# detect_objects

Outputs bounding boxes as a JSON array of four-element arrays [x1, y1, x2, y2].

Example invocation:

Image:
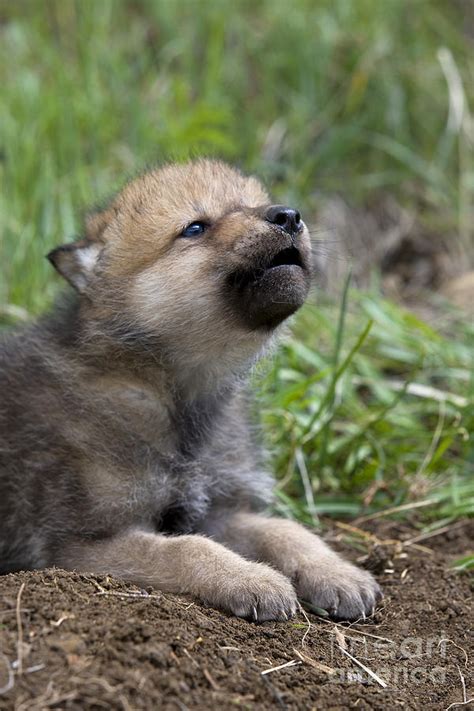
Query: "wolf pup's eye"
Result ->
[[181, 221, 208, 238]]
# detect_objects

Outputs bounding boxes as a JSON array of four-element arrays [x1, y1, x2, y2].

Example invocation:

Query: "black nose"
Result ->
[[265, 205, 302, 235]]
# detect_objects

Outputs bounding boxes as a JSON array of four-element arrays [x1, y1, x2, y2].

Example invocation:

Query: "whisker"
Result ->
[[311, 248, 330, 257], [306, 226, 338, 236], [309, 238, 345, 245], [310, 243, 350, 262]]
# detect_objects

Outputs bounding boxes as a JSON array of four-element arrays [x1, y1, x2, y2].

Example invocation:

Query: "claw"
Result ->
[[252, 606, 258, 622]]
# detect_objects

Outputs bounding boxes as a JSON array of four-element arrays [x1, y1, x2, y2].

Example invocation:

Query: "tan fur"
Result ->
[[57, 530, 297, 622], [87, 160, 269, 277]]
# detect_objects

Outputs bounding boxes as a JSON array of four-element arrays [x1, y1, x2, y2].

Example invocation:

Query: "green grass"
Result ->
[[452, 554, 474, 572], [1, 0, 473, 531], [260, 287, 473, 525]]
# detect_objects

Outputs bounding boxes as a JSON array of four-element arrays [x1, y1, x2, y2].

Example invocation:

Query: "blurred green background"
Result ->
[[1, 0, 473, 534]]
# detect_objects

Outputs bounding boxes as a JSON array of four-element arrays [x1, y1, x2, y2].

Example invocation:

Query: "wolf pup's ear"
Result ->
[[47, 239, 102, 293], [47, 207, 113, 293]]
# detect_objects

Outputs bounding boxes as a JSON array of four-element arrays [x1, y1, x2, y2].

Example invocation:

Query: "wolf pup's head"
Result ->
[[48, 160, 312, 389]]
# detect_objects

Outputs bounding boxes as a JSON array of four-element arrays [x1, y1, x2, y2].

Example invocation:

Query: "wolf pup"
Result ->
[[0, 160, 381, 622]]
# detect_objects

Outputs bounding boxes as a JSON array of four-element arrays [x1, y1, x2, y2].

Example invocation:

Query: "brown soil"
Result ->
[[0, 520, 472, 711]]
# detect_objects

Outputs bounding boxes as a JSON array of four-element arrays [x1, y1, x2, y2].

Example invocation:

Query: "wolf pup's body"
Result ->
[[0, 160, 381, 621]]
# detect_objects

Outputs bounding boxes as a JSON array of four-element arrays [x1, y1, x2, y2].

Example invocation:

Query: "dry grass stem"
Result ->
[[445, 700, 474, 710], [334, 626, 348, 650], [182, 648, 199, 668], [405, 522, 467, 546], [15, 582, 25, 676], [312, 614, 396, 644], [438, 639, 469, 668], [293, 648, 335, 675], [94, 590, 162, 600], [332, 520, 395, 544], [296, 601, 312, 646], [203, 668, 220, 690], [354, 499, 437, 524], [337, 646, 388, 688], [261, 660, 302, 675], [51, 614, 76, 627], [457, 665, 467, 703]]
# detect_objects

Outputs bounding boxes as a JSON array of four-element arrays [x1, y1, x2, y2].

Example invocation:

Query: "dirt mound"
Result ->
[[0, 520, 472, 710]]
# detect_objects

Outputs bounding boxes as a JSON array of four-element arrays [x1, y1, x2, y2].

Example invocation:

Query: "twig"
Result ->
[[354, 498, 437, 524], [405, 522, 466, 546], [333, 520, 399, 545], [15, 582, 25, 676], [338, 646, 387, 688], [23, 664, 45, 674], [69, 675, 122, 694], [11, 660, 45, 675], [445, 700, 474, 710], [203, 668, 220, 690], [438, 639, 469, 668], [182, 648, 199, 668], [403, 542, 437, 555], [457, 665, 467, 703], [89, 579, 107, 594], [94, 590, 162, 600], [312, 614, 395, 644], [218, 646, 241, 652], [296, 601, 312, 646], [293, 648, 335, 675], [119, 694, 134, 711], [333, 516, 435, 554], [261, 660, 302, 675], [334, 626, 347, 650], [51, 614, 75, 627], [89, 579, 162, 600]]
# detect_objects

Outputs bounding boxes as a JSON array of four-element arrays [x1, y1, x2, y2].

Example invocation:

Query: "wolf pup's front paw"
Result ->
[[294, 556, 382, 621], [206, 561, 298, 623]]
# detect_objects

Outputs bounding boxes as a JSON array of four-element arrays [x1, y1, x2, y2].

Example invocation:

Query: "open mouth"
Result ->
[[265, 246, 304, 271], [226, 243, 310, 329], [229, 246, 306, 291]]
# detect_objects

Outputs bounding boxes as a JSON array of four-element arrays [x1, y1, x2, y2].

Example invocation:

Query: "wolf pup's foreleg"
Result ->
[[57, 528, 297, 622], [205, 512, 382, 621]]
